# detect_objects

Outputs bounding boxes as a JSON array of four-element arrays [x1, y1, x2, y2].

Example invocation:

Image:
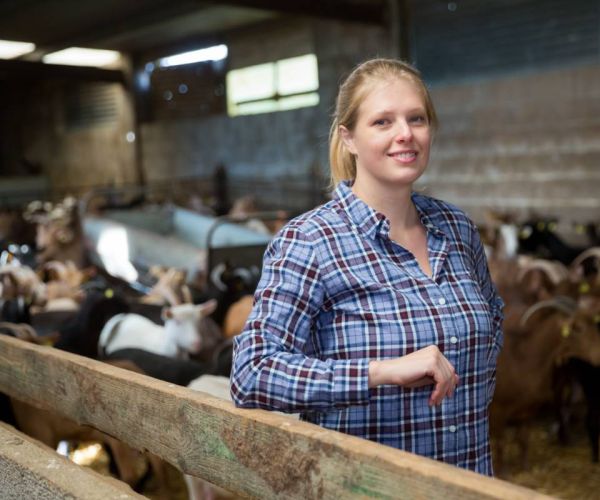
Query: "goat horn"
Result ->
[[520, 296, 578, 328], [571, 247, 600, 269], [210, 263, 227, 292], [518, 259, 568, 285]]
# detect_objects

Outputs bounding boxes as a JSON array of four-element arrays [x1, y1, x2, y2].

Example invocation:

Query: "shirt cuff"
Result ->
[[332, 358, 371, 407]]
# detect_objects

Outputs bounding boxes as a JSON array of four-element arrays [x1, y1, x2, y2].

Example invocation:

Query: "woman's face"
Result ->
[[341, 77, 431, 192]]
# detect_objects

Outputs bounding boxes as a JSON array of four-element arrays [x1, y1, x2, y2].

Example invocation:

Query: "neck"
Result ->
[[351, 178, 418, 231]]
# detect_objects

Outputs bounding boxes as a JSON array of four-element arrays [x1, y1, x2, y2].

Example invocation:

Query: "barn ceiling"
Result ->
[[0, 0, 387, 59]]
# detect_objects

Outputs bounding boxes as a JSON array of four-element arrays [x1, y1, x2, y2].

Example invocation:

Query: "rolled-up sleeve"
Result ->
[[470, 223, 504, 403], [230, 225, 370, 412]]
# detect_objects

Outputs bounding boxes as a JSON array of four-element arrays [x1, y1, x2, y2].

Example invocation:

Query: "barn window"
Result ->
[[226, 54, 319, 116]]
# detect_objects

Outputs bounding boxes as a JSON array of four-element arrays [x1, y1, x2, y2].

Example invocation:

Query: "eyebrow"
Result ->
[[365, 107, 426, 120]]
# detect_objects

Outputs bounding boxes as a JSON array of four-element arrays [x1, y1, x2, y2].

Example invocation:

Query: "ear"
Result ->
[[198, 298, 218, 317], [161, 307, 174, 321], [339, 125, 357, 155]]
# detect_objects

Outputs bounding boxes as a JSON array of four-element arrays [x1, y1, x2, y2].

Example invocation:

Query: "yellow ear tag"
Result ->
[[548, 222, 557, 232], [520, 227, 532, 239], [575, 224, 585, 234], [594, 314, 600, 324], [579, 282, 591, 294], [104, 288, 114, 299], [537, 222, 546, 231], [561, 324, 571, 338]]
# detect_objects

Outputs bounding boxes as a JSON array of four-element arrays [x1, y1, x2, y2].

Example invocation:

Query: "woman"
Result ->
[[230, 58, 503, 476]]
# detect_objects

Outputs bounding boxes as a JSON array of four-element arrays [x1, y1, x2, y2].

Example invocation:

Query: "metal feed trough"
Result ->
[[80, 190, 273, 293]]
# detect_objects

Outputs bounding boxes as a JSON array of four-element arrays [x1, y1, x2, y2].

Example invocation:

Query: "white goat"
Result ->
[[98, 300, 217, 359]]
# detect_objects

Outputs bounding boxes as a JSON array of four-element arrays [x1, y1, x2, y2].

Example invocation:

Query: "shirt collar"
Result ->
[[333, 180, 445, 239], [333, 181, 385, 239]]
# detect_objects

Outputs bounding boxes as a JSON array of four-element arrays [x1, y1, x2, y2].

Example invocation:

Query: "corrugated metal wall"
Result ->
[[406, 0, 600, 224], [412, 0, 599, 82]]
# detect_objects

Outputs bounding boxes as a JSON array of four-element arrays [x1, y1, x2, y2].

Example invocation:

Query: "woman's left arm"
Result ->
[[469, 222, 505, 402]]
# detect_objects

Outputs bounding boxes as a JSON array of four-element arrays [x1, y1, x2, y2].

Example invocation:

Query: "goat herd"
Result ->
[[0, 196, 263, 499], [482, 214, 600, 479], [1, 197, 600, 498]]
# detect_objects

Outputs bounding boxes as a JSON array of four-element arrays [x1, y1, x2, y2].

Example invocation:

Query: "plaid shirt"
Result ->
[[231, 181, 503, 476]]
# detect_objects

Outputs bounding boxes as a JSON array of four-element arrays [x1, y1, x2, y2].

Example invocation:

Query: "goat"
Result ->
[[518, 218, 587, 265], [105, 348, 213, 386], [24, 197, 86, 267], [222, 294, 253, 339], [553, 297, 600, 462], [55, 290, 130, 359], [490, 296, 600, 474], [570, 247, 600, 284], [98, 300, 217, 359], [0, 263, 46, 305], [140, 266, 193, 306]]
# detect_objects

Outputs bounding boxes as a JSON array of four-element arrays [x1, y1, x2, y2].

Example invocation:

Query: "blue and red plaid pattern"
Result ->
[[231, 180, 503, 476]]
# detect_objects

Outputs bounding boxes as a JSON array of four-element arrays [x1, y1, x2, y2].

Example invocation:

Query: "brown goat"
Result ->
[[222, 294, 253, 339], [490, 297, 600, 475]]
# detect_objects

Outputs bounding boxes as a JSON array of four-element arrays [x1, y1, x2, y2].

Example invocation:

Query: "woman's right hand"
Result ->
[[368, 345, 459, 406]]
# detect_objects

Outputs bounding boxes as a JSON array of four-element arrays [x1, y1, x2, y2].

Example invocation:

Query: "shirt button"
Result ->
[[449, 425, 457, 433], [450, 336, 458, 344], [438, 297, 446, 306]]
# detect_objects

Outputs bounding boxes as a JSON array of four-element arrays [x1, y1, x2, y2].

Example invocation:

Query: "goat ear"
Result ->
[[198, 298, 218, 316]]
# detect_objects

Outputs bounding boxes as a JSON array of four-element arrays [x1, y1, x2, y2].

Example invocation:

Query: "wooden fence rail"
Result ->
[[0, 336, 550, 499], [0, 422, 144, 499]]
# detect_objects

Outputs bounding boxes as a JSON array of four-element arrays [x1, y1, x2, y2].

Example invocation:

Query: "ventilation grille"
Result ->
[[65, 83, 119, 130]]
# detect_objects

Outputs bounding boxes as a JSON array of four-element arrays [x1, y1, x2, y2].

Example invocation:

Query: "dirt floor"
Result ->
[[493, 416, 600, 500]]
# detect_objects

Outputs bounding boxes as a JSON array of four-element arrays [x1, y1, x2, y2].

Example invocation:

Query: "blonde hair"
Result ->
[[329, 58, 438, 187]]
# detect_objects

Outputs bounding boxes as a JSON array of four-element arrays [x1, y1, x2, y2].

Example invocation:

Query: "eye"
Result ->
[[409, 115, 427, 124], [372, 118, 390, 126]]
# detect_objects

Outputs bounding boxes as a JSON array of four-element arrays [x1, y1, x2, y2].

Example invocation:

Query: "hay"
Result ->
[[494, 415, 600, 499]]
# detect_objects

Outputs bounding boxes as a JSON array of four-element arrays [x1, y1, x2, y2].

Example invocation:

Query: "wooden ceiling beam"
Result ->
[[16, 0, 207, 58], [214, 0, 386, 25]]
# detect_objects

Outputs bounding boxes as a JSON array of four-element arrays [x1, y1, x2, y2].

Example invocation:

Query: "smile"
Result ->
[[388, 151, 418, 162]]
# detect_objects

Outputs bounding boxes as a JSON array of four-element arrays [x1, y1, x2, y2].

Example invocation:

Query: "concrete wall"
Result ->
[[140, 18, 389, 211], [10, 80, 138, 198], [420, 63, 600, 223], [140, 16, 600, 223], [5, 14, 599, 224]]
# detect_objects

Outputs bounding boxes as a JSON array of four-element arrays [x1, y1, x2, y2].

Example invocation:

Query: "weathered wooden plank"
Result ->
[[0, 336, 551, 499], [0, 422, 144, 499]]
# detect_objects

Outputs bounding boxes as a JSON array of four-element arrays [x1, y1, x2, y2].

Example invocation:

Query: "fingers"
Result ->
[[428, 350, 458, 406], [445, 374, 460, 400], [374, 346, 459, 406], [429, 378, 456, 406]]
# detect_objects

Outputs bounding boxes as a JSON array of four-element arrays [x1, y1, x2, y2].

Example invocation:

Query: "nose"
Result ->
[[393, 120, 413, 142]]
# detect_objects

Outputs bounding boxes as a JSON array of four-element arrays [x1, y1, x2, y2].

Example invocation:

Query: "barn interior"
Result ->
[[1, 1, 600, 498]]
